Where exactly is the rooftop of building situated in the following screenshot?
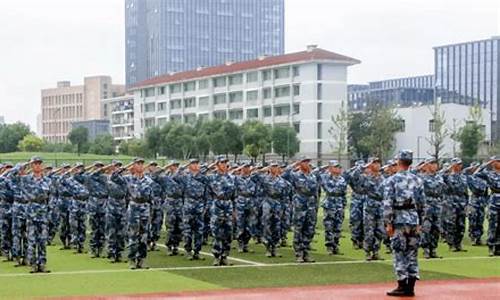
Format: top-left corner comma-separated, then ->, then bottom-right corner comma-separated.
433,35 -> 500,49
131,45 -> 361,90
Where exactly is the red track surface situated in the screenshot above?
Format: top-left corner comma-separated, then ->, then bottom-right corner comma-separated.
57,278 -> 500,300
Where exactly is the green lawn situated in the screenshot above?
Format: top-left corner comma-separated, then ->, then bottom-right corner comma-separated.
0,225 -> 498,299
0,152 -> 138,167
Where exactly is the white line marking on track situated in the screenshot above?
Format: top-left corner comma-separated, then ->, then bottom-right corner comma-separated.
0,256 -> 496,278
156,244 -> 265,266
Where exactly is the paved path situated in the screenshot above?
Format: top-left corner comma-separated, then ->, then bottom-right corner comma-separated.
57,278 -> 500,300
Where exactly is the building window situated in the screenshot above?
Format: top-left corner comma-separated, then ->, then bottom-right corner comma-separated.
274,105 -> 290,116
429,119 -> 435,132
229,91 -> 243,103
183,81 -> 196,92
184,114 -> 197,124
274,67 -> 290,79
247,108 -> 259,119
157,117 -> 167,126
317,122 -> 322,139
274,86 -> 290,98
262,70 -> 272,81
145,118 -> 155,128
293,84 -> 300,96
144,103 -> 155,113
170,99 -> 182,110
157,102 -> 167,112
144,88 -> 155,97
317,64 -> 323,80
213,110 -> 227,120
246,71 -> 258,82
263,106 -> 272,117
198,113 -> 209,122
213,93 -> 226,105
396,119 -> 405,132
198,79 -> 209,90
198,96 -> 209,107
170,115 -> 182,123
293,122 -> 300,133
170,84 -> 181,94
229,109 -> 243,120
228,74 -> 243,85
293,103 -> 300,115
159,86 -> 166,95
317,83 -> 323,99
292,66 -> 300,77
317,103 -> 322,119
213,76 -> 227,88
184,97 -> 196,108
246,90 -> 258,101
263,88 -> 272,99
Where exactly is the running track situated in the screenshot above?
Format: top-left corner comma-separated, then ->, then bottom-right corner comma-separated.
57,278 -> 500,300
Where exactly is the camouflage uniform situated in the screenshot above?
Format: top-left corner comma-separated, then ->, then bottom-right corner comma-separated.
121,173 -> 152,267
46,173 -> 60,244
234,173 -> 256,251
22,173 -> 51,271
207,172 -> 236,264
475,164 -> 500,255
420,173 -> 445,257
280,179 -> 293,246
67,172 -> 89,252
106,171 -> 127,261
0,171 -> 14,259
162,171 -> 184,254
58,173 -> 72,248
147,172 -> 164,250
384,164 -> 424,295
466,173 -> 489,245
442,172 -> 468,251
178,171 -> 206,257
318,171 -> 347,254
250,175 -> 265,243
344,165 -> 366,248
282,166 -> 319,261
10,165 -> 28,264
85,170 -> 108,256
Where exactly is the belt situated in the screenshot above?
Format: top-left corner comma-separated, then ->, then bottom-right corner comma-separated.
394,204 -> 416,210
131,198 -> 148,204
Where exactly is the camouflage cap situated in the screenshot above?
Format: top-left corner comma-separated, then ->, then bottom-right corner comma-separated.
386,159 -> 397,166
44,164 -> 54,170
469,161 -> 481,168
354,159 -> 365,167
112,160 -> 123,167
74,162 -> 84,168
490,155 -> 500,161
165,160 -> 179,168
425,157 -> 438,164
132,157 -> 145,164
269,161 -> 279,167
147,161 -> 158,167
299,155 -> 311,163
189,158 -> 200,164
2,162 -> 13,168
215,155 -> 228,163
29,156 -> 43,164
450,157 -> 463,165
60,163 -> 71,169
93,161 -> 105,167
328,160 -> 342,168
397,150 -> 413,162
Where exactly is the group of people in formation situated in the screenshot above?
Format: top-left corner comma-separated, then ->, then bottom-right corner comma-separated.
0,151 -> 499,297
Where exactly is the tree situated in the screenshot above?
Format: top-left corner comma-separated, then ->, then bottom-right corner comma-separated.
195,134 -> 211,160
242,121 -> 271,163
0,122 -> 31,153
17,134 -> 44,152
348,112 -> 371,160
426,101 -> 449,161
127,139 -> 148,157
456,106 -> 485,163
221,121 -> 243,161
88,134 -> 114,155
272,126 -> 300,162
329,100 -> 349,161
145,127 -> 162,158
68,127 -> 88,156
118,140 -> 130,155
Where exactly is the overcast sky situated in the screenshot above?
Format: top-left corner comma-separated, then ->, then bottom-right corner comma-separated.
1,0 -> 499,129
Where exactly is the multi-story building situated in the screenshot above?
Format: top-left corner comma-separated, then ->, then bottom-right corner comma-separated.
394,103 -> 491,162
348,75 -> 435,111
129,46 -> 360,159
41,76 -> 125,143
434,36 -> 500,141
125,0 -> 285,86
102,95 -> 135,142
71,119 -> 111,141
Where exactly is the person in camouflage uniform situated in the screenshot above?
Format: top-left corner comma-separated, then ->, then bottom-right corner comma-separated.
474,156 -> 500,256
233,163 -> 256,253
250,165 -> 265,245
22,157 -> 51,273
384,150 -> 424,297
85,162 -> 109,258
57,164 -> 73,250
121,158 -> 153,269
105,161 -> 127,262
282,157 -> 319,263
206,156 -> 236,266
162,161 -> 184,256
464,162 -> 489,246
318,160 -> 347,255
45,165 -> 60,245
359,157 -> 386,261
381,160 -> 398,253
0,163 -> 14,260
178,159 -> 207,261
279,166 -> 293,248
146,162 -> 164,251
442,158 -> 468,252
418,158 -> 445,259
344,160 -> 366,249
67,163 -> 89,254
10,163 -> 29,266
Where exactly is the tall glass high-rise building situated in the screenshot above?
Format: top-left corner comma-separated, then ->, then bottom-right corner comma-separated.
125,0 -> 285,87
434,36 -> 500,140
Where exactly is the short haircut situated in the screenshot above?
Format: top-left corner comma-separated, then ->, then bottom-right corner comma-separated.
399,159 -> 412,167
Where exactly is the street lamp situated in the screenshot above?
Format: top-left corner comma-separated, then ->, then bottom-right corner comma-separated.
417,136 -> 423,162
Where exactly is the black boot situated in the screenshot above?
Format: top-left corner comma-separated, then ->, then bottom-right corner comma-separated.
406,277 -> 417,296
386,280 -> 407,297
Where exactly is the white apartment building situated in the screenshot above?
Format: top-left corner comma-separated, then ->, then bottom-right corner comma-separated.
102,95 -> 135,142
394,103 -> 491,161
129,46 -> 360,159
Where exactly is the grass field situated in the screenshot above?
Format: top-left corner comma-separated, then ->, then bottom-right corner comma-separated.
0,219 -> 498,299
0,152 -> 135,165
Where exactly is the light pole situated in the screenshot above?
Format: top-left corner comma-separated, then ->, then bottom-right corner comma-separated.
417,136 -> 423,162
52,107 -> 61,166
